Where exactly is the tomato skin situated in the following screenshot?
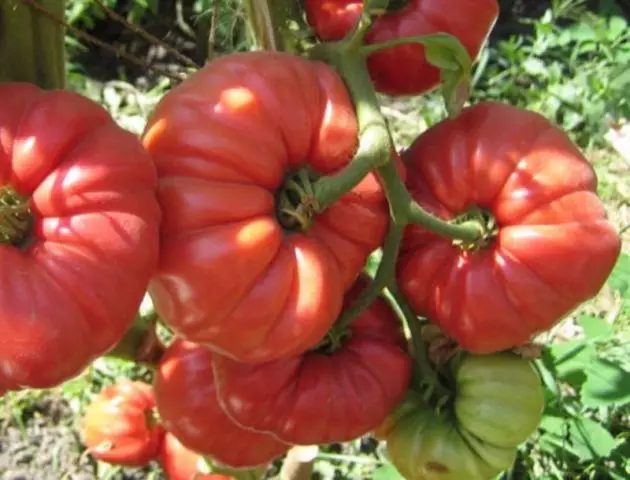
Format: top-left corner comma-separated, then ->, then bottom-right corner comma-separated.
212,276 -> 412,445
154,339 -> 289,469
379,392 -> 517,480
82,380 -> 164,467
304,0 -> 499,96
0,83 -> 161,390
397,101 -> 622,353
454,352 -> 545,448
142,51 -> 390,363
159,432 -> 234,480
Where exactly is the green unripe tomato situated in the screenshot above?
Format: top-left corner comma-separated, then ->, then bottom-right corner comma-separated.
382,392 -> 517,480
453,352 -> 545,448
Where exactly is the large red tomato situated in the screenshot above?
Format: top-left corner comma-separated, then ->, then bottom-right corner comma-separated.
159,432 -> 234,480
82,380 -> 164,467
154,339 -> 289,469
304,0 -> 499,96
212,277 -> 412,445
142,51 -> 390,363
0,83 -> 160,390
397,101 -> 621,353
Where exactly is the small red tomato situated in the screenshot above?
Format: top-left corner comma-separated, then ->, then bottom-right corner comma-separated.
397,101 -> 622,353
82,380 -> 164,467
159,432 -> 234,480
304,0 -> 499,96
212,276 -> 412,445
154,340 -> 289,469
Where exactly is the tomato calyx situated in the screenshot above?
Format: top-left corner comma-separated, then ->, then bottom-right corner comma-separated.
276,167 -> 322,232
0,185 -> 33,248
451,206 -> 498,251
313,324 -> 352,354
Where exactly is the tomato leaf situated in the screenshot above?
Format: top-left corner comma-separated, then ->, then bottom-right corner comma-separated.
607,252 -> 630,298
577,315 -> 613,341
580,356 -> 630,407
538,415 -> 617,461
373,462 -> 406,480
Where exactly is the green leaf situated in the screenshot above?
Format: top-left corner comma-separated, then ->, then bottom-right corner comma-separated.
538,415 -> 617,461
373,462 -> 406,480
607,252 -> 630,298
578,315 -> 613,340
581,357 -> 630,407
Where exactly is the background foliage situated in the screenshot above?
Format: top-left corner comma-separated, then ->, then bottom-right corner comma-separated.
1,0 -> 629,479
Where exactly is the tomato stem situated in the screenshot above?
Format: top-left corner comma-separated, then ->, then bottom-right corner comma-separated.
243,0 -> 309,53
105,313 -> 165,367
0,0 -> 66,89
389,285 -> 452,406
359,33 -> 473,116
309,48 -> 393,211
0,186 -> 33,248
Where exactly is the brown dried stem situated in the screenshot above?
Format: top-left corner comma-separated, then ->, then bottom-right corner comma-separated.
19,0 -> 187,82
92,0 -> 200,68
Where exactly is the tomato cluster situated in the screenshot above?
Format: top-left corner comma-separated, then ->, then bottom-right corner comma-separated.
0,0 -> 622,479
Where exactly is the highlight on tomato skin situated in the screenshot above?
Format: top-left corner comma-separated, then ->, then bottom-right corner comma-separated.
142,50 -> 391,365
82,380 -> 164,467
0,82 -> 161,391
153,338 -> 290,469
396,101 -> 622,354
211,275 -> 413,446
159,432 -> 235,480
304,0 -> 500,96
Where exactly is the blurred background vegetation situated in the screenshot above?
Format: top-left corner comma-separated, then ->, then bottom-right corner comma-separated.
1,1 -> 629,479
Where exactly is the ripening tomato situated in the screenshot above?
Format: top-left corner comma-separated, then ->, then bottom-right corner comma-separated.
453,352 -> 545,448
159,432 -> 234,480
0,83 -> 161,390
142,51 -> 390,363
82,380 -> 164,467
304,0 -> 499,96
154,339 -> 289,468
212,276 -> 412,445
378,391 -> 518,480
397,101 -> 621,353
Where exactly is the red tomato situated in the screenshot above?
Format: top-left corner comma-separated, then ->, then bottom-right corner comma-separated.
212,276 -> 412,445
0,83 -> 160,390
142,51 -> 390,363
304,0 -> 499,96
154,339 -> 289,468
397,101 -> 622,353
159,432 -> 234,480
82,380 -> 164,467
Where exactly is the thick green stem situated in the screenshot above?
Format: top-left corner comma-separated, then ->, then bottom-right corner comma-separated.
243,0 -> 306,52
389,285 -> 451,405
310,51 -> 392,210
408,203 -> 485,243
0,0 -> 66,89
105,313 -> 164,367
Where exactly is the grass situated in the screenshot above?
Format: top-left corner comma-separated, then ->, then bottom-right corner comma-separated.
2,1 -> 630,479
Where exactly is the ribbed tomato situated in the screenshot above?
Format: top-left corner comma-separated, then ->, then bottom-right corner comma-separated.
397,101 -> 621,353
154,339 -> 289,468
304,0 -> 499,96
82,380 -> 164,467
453,352 -> 545,448
142,51 -> 390,363
380,392 -> 518,480
212,276 -> 412,445
159,432 -> 234,480
0,83 -> 160,390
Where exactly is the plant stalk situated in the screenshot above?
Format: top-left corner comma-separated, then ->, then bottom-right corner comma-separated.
243,0 -> 305,52
0,0 -> 66,89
